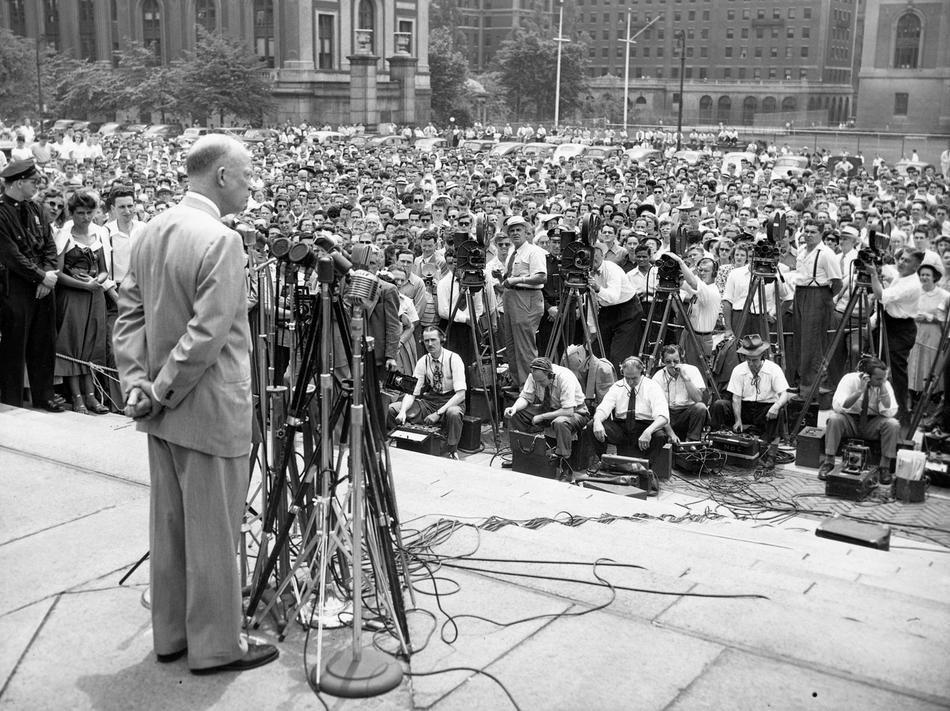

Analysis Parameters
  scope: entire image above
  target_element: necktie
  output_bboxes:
[504,249,517,280]
[431,359,443,393]
[624,384,637,434]
[859,386,870,431]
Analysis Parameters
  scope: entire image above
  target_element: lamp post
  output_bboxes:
[553,0,569,130]
[622,14,662,130]
[35,38,45,130]
[675,30,685,151]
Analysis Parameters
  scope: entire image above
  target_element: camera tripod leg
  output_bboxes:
[673,295,723,401]
[641,291,676,372]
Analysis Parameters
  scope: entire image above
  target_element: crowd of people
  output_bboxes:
[2,117,950,482]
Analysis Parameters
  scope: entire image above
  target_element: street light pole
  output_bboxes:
[35,38,44,129]
[676,30,685,151]
[553,0,568,130]
[622,14,661,131]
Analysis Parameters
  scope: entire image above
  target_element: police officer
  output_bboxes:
[0,159,62,410]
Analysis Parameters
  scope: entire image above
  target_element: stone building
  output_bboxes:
[0,0,430,127]
[855,0,949,133]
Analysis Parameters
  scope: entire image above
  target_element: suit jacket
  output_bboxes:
[364,279,401,366]
[113,194,252,458]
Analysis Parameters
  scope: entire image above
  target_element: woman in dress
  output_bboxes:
[908,263,949,406]
[54,190,111,414]
[716,242,747,295]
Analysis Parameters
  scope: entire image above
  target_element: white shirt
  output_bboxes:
[723,264,791,315]
[595,377,670,422]
[103,218,146,285]
[680,279,721,333]
[593,259,636,306]
[519,364,587,411]
[627,266,657,298]
[437,272,495,323]
[880,273,921,319]
[505,240,547,288]
[411,348,466,396]
[794,243,842,286]
[727,360,789,403]
[832,372,898,418]
[652,363,706,408]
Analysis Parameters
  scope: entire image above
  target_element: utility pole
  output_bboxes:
[676,30,685,151]
[35,38,44,130]
[553,0,569,130]
[622,14,662,130]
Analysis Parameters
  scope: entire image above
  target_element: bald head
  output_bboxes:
[185,135,254,216]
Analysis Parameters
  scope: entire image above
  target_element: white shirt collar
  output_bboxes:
[185,190,221,218]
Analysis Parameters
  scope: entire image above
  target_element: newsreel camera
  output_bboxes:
[559,214,599,289]
[750,212,786,277]
[655,253,682,291]
[453,214,493,291]
[852,228,887,287]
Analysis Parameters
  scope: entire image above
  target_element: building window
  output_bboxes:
[894,13,921,69]
[753,68,761,79]
[894,92,909,116]
[724,46,733,58]
[723,67,731,79]
[398,19,413,54]
[700,46,708,58]
[801,46,809,58]
[726,28,734,39]
[685,67,693,78]
[78,0,97,59]
[196,0,216,33]
[754,47,762,58]
[740,27,749,39]
[786,27,794,39]
[738,67,746,79]
[7,0,26,35]
[358,0,376,52]
[142,0,162,63]
[254,0,274,67]
[799,69,807,80]
[802,27,810,39]
[699,67,707,79]
[717,95,731,122]
[768,68,776,79]
[804,8,812,19]
[317,13,335,69]
[43,0,61,51]
[770,47,778,57]
[787,8,796,19]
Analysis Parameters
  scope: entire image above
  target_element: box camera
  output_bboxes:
[386,370,418,395]
[559,214,598,289]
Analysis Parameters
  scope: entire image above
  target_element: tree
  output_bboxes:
[114,41,176,122]
[43,53,120,120]
[0,29,39,120]
[493,31,588,122]
[428,29,470,126]
[167,28,274,125]
[430,0,469,54]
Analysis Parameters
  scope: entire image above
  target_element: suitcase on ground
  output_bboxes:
[509,430,558,479]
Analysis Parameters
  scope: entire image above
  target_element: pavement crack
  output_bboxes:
[1,505,120,547]
[0,594,62,699]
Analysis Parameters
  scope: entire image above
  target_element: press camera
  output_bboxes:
[751,212,786,277]
[852,228,887,287]
[453,214,493,291]
[559,214,598,289]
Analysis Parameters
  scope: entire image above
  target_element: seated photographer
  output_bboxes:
[651,345,709,443]
[503,357,589,464]
[710,334,790,464]
[387,326,466,460]
[819,357,899,484]
[585,356,670,473]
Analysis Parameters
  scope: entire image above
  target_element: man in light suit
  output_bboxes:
[113,135,278,674]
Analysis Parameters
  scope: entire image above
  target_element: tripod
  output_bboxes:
[638,284,722,400]
[444,276,502,446]
[789,276,888,435]
[730,267,789,370]
[544,280,605,365]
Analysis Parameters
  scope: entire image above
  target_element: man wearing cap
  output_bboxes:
[0,159,62,411]
[500,215,547,385]
[503,356,589,467]
[710,334,791,465]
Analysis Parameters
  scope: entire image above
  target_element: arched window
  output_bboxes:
[142,0,162,64]
[358,0,376,52]
[7,0,26,36]
[78,0,97,60]
[43,0,61,51]
[762,96,777,114]
[254,0,274,68]
[196,0,216,34]
[741,96,757,125]
[699,95,713,124]
[635,96,647,106]
[894,12,920,69]
[781,96,797,112]
[717,95,731,123]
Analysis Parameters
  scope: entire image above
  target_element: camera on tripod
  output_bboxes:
[751,212,786,276]
[453,214,493,291]
[655,253,682,291]
[559,214,598,289]
[853,228,887,287]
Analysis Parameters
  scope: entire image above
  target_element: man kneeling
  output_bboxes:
[819,357,899,484]
[504,357,589,467]
[586,356,669,473]
[388,326,466,459]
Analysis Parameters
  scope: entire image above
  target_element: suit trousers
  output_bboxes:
[387,391,464,451]
[586,419,668,472]
[597,297,643,369]
[0,275,57,407]
[509,405,590,457]
[790,286,833,391]
[876,314,917,418]
[147,435,249,670]
[824,412,900,460]
[669,403,709,440]
[502,289,544,387]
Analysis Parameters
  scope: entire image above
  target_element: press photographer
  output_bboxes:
[589,242,642,368]
[655,251,721,365]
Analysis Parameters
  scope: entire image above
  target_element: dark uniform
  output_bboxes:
[0,160,60,409]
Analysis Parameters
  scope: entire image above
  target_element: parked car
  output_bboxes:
[771,155,809,179]
[894,159,935,177]
[672,150,704,165]
[311,130,345,145]
[50,119,78,133]
[69,120,102,134]
[414,137,447,152]
[0,131,15,158]
[624,146,661,163]
[241,128,279,143]
[459,139,496,152]
[721,151,757,175]
[826,154,865,178]
[118,123,149,137]
[551,144,587,163]
[521,142,556,159]
[97,122,126,136]
[368,134,408,148]
[585,145,624,161]
[177,126,215,145]
[144,123,184,139]
[489,142,523,157]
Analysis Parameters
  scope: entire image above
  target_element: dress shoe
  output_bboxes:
[501,460,513,469]
[41,399,65,413]
[157,648,187,663]
[876,467,893,486]
[191,642,279,675]
[84,394,110,414]
[817,461,834,481]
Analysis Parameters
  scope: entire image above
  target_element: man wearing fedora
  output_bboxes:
[710,334,791,465]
